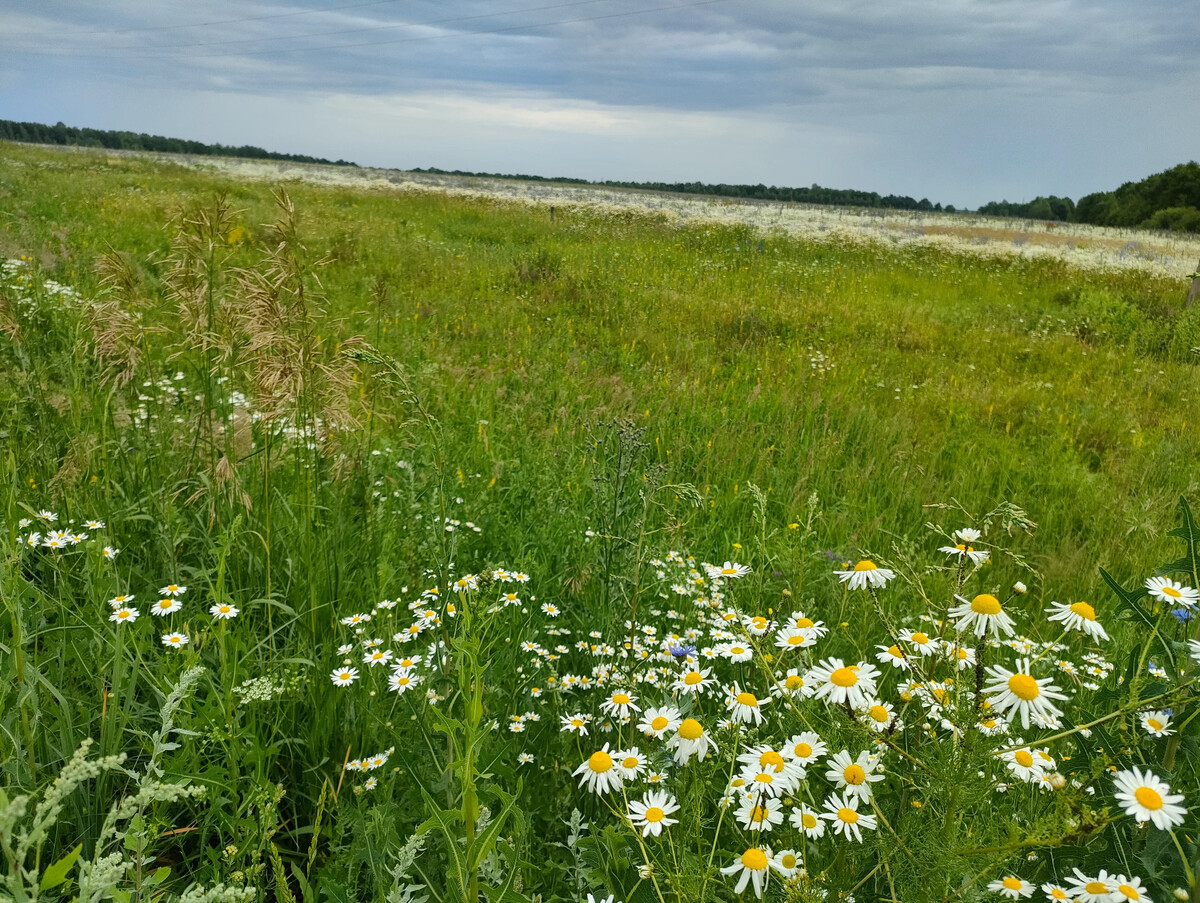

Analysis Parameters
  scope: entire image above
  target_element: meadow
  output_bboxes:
[2,140,1200,903]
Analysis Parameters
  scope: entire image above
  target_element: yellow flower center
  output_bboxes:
[730,646,746,655]
[750,804,769,822]
[736,692,758,707]
[159,600,172,609]
[911,632,929,644]
[887,645,903,658]
[853,560,877,572]
[844,764,866,785]
[760,750,785,770]
[787,634,805,646]
[837,807,859,824]
[651,716,669,731]
[1002,878,1022,891]
[740,848,768,871]
[785,675,804,690]
[754,773,774,785]
[971,594,1001,615]
[1148,718,1163,731]
[831,667,858,687]
[1068,601,1096,621]
[678,718,703,741]
[1163,586,1182,598]
[802,812,817,828]
[751,617,768,629]
[684,671,703,686]
[1086,883,1109,895]
[722,567,738,575]
[588,751,613,773]
[794,742,813,759]
[219,605,231,613]
[612,693,631,705]
[1134,786,1164,810]
[1118,884,1139,900]
[644,807,665,823]
[1007,673,1040,700]
[780,853,797,868]
[795,617,815,628]
[1050,890,1067,900]
[622,756,639,769]
[869,705,889,723]
[1014,750,1034,768]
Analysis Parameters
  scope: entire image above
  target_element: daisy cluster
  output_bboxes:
[15,510,119,558]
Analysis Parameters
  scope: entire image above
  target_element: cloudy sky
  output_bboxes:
[2,0,1197,208]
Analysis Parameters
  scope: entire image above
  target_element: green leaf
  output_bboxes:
[1164,496,1200,583]
[468,782,522,871]
[1100,568,1175,671]
[39,843,82,890]
[415,787,468,899]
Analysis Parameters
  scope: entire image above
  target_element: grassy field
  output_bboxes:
[3,140,1200,903]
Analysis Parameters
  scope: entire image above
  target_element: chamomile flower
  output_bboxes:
[948,593,1016,639]
[330,667,359,686]
[600,690,640,719]
[939,529,990,565]
[108,593,135,608]
[720,848,771,899]
[1040,883,1071,902]
[1146,576,1199,608]
[110,607,139,624]
[161,631,189,648]
[615,748,648,779]
[861,701,896,732]
[1112,767,1186,830]
[1065,869,1120,903]
[987,877,1035,899]
[736,796,785,832]
[665,718,718,764]
[1111,875,1150,902]
[719,642,754,663]
[561,713,592,735]
[1141,710,1174,737]
[151,597,181,617]
[627,790,679,837]
[706,561,750,580]
[774,627,816,650]
[725,685,769,725]
[834,559,895,590]
[820,792,876,842]
[1046,601,1109,642]
[673,666,715,695]
[388,670,421,694]
[899,628,940,656]
[210,602,239,620]
[783,732,827,767]
[807,658,879,709]
[982,659,1068,729]
[825,750,884,800]
[770,849,801,878]
[789,803,825,838]
[774,668,814,699]
[540,603,560,617]
[574,744,624,795]
[875,643,911,671]
[999,746,1043,783]
[517,752,535,765]
[637,706,682,738]
[159,584,187,597]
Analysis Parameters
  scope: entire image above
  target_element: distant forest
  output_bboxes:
[3,118,1197,231]
[977,162,1200,232]
[0,119,357,167]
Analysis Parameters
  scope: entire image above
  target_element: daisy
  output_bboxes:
[725,685,769,725]
[706,561,750,580]
[861,701,896,732]
[987,877,1035,899]
[108,593,135,608]
[102,546,119,559]
[948,593,1016,639]
[770,850,801,878]
[161,632,189,649]
[665,718,718,764]
[540,603,560,617]
[1045,601,1109,642]
[899,628,940,656]
[774,627,816,650]
[1040,883,1071,902]
[720,848,771,899]
[834,560,895,590]
[1112,767,1186,830]
[151,597,181,617]
[341,613,371,626]
[330,667,359,687]
[775,668,814,699]
[600,690,640,719]
[789,803,826,838]
[627,790,680,837]
[786,610,829,636]
[159,584,187,597]
[807,658,880,709]
[561,713,592,735]
[574,744,624,795]
[1146,576,1199,608]
[982,659,1068,728]
[736,796,785,832]
[1111,875,1151,902]
[615,748,648,779]
[517,752,535,765]
[388,671,421,694]
[451,574,478,593]
[109,607,139,624]
[825,750,884,800]
[210,602,239,620]
[783,732,827,767]
[637,706,682,738]
[673,666,715,695]
[1141,710,1174,737]
[1000,747,1043,783]
[874,643,911,671]
[820,792,877,842]
[1065,869,1120,903]
[719,642,754,663]
[939,529,990,565]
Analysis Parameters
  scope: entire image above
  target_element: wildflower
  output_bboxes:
[363,777,378,791]
[725,685,769,725]
[1045,601,1109,642]
[783,732,827,767]
[807,658,880,709]
[987,877,1035,899]
[948,593,1016,639]
[517,752,535,765]
[388,670,421,694]
[1065,869,1121,903]
[341,613,372,626]
[1040,883,1071,901]
[615,748,648,779]
[108,593,135,608]
[561,713,592,735]
[736,796,785,832]
[210,602,240,620]
[451,574,478,593]
[161,632,190,648]
[672,666,715,695]
[574,744,624,795]
[899,628,940,656]
[600,690,640,719]
[1112,767,1186,830]
[982,659,1068,728]
[110,607,139,624]
[1000,746,1043,783]
[861,700,896,732]
[774,626,816,650]
[820,792,877,842]
[1146,576,1199,608]
[939,529,990,565]
[825,750,884,800]
[834,559,895,590]
[720,848,771,899]
[744,615,773,636]
[540,603,561,617]
[789,803,825,838]
[151,597,182,617]
[102,546,119,559]
[1013,581,1027,594]
[1141,710,1174,737]
[706,561,750,580]
[159,584,187,597]
[719,642,754,662]
[627,790,680,837]
[770,849,800,878]
[330,667,359,687]
[637,706,682,738]
[874,643,911,671]
[1111,875,1150,902]
[665,718,718,764]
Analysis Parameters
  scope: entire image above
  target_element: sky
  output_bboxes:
[2,0,1198,209]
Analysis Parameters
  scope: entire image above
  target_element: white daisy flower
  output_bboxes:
[824,750,884,800]
[1112,767,1186,830]
[948,593,1016,639]
[807,658,880,709]
[665,717,718,764]
[820,792,877,842]
[1145,576,1199,608]
[725,684,769,725]
[161,632,190,649]
[987,876,1035,899]
[109,607,139,624]
[982,659,1068,729]
[1045,601,1109,642]
[574,744,624,795]
[834,559,895,590]
[789,803,825,838]
[627,790,679,837]
[720,848,771,899]
[151,597,182,617]
[637,706,682,738]
[330,667,359,686]
[1140,710,1174,737]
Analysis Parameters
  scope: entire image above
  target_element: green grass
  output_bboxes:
[2,140,1200,903]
